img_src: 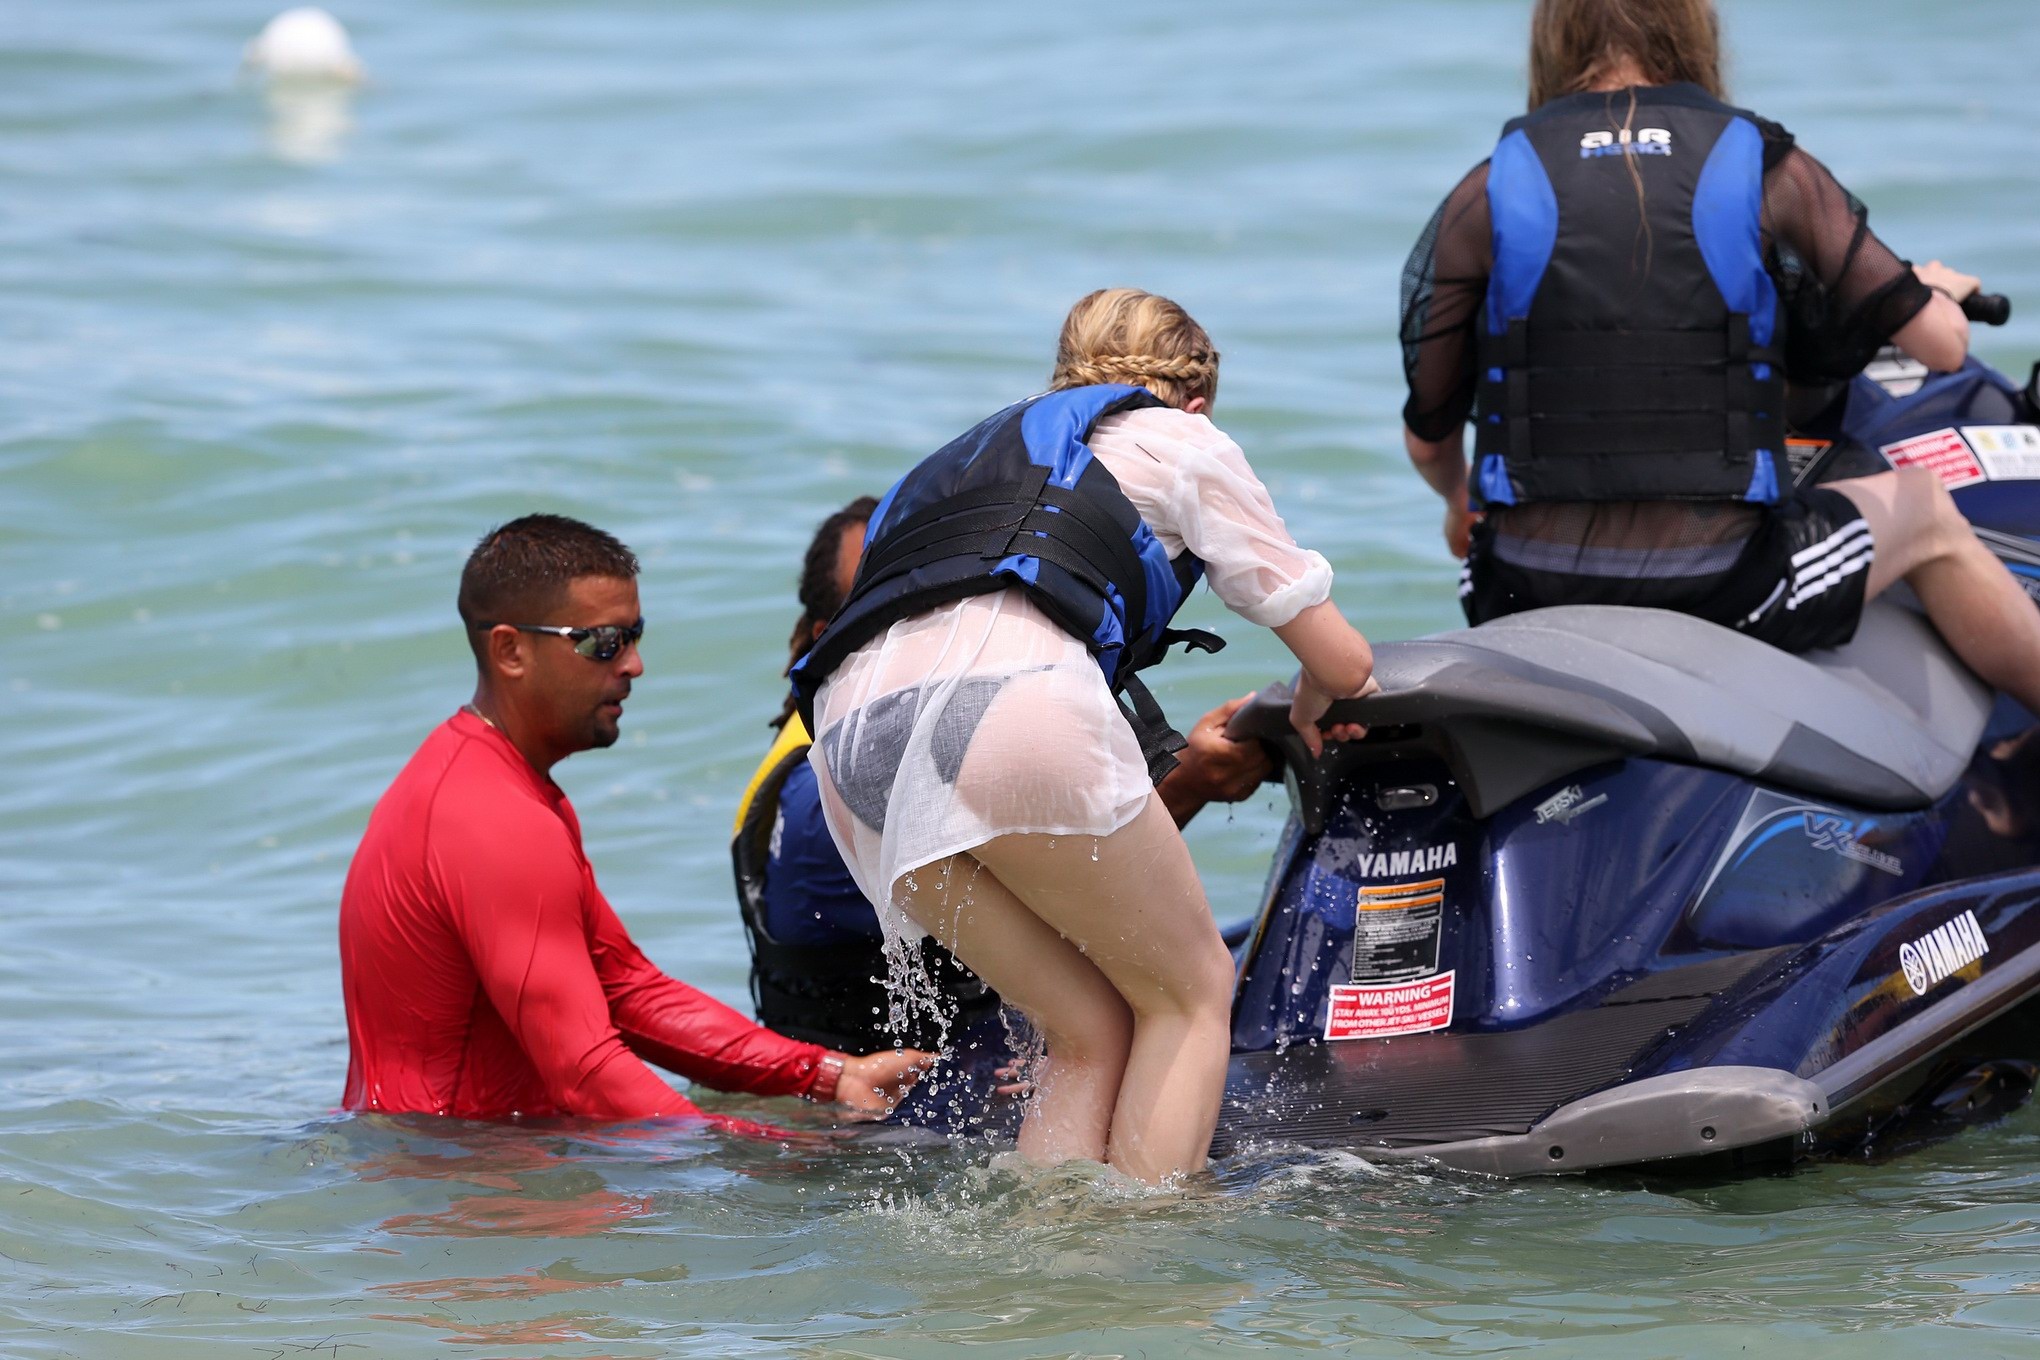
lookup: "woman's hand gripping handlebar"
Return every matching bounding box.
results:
[1271,598,1376,758]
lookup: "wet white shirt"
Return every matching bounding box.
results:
[808,404,1333,941]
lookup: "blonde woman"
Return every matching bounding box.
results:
[1400,0,2040,714]
[792,289,1373,1182]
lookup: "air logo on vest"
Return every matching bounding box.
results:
[1580,127,1671,158]
[1356,843,1458,878]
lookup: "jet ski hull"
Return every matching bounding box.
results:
[1218,861,2040,1175]
[1212,351,2040,1176]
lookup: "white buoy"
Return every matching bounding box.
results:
[244,7,364,84]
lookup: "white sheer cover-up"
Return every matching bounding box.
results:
[808,404,1334,944]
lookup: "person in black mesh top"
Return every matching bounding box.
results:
[1400,0,2040,713]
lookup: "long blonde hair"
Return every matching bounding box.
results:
[1047,288,1219,411]
[1527,0,1723,110]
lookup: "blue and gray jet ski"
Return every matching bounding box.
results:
[1216,294,2040,1175]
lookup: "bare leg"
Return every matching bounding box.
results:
[971,796,1237,1183]
[894,855,1132,1166]
[1833,469,2040,713]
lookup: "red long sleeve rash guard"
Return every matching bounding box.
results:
[340,710,832,1120]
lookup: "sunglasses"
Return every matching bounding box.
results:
[481,619,646,661]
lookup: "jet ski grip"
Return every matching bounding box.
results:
[1224,679,1378,836]
[1963,292,2011,326]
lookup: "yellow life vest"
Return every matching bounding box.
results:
[733,714,811,839]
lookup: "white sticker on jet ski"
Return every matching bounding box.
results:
[1880,428,1984,489]
[1961,425,2040,481]
[1865,350,1929,398]
[1325,971,1454,1042]
[1898,910,1988,997]
[1351,878,1446,981]
[1534,784,1606,826]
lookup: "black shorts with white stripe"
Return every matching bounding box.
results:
[1462,487,1874,653]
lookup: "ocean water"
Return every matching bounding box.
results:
[5,0,2040,1354]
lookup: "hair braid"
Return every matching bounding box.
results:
[1047,288,1220,410]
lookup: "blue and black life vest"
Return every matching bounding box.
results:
[1473,83,1786,508]
[791,384,1222,782]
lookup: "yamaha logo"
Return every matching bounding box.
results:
[1897,910,1988,997]
[1898,941,1929,995]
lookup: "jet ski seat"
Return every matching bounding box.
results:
[1243,599,1994,823]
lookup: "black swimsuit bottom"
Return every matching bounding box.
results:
[815,675,1013,833]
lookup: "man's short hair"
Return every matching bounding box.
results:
[458,514,639,660]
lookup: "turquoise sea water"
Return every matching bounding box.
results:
[6,1,2040,1354]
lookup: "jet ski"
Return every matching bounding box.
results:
[878,295,2039,1173]
[1214,293,2040,1176]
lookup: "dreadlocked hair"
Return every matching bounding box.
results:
[1047,288,1219,411]
[773,494,879,730]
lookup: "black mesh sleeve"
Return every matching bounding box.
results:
[1763,145,1933,382]
[1400,161,1492,441]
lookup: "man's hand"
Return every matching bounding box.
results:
[1445,500,1482,560]
[1158,694,1276,826]
[1180,694,1275,802]
[833,1049,934,1121]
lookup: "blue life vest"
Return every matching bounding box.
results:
[791,384,1221,781]
[1473,83,1785,508]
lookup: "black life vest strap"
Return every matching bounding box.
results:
[1114,625,1229,783]
[1479,319,1785,462]
[847,467,1153,667]
[1500,328,1747,367]
[1161,626,1226,655]
[1119,672,1188,785]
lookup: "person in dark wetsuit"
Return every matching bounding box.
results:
[732,496,1282,1125]
[1399,0,2040,714]
[339,514,931,1123]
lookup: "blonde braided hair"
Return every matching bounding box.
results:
[1048,288,1219,411]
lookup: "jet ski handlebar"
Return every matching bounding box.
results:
[1963,292,2011,326]
[1222,676,1373,751]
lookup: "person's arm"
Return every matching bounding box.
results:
[1766,146,1958,377]
[589,887,929,1117]
[1135,412,1375,760]
[1407,425,1476,558]
[445,815,697,1120]
[1273,601,1377,758]
[1892,260,1977,372]
[1401,164,1490,555]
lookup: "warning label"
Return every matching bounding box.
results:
[1785,437,1831,484]
[1351,878,1445,982]
[1325,972,1455,1041]
[1881,428,1985,489]
[1962,425,2040,481]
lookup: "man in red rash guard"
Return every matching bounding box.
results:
[340,513,930,1122]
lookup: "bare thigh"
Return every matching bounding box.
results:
[1829,468,1961,598]
[971,796,1236,1022]
[892,854,1131,1054]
